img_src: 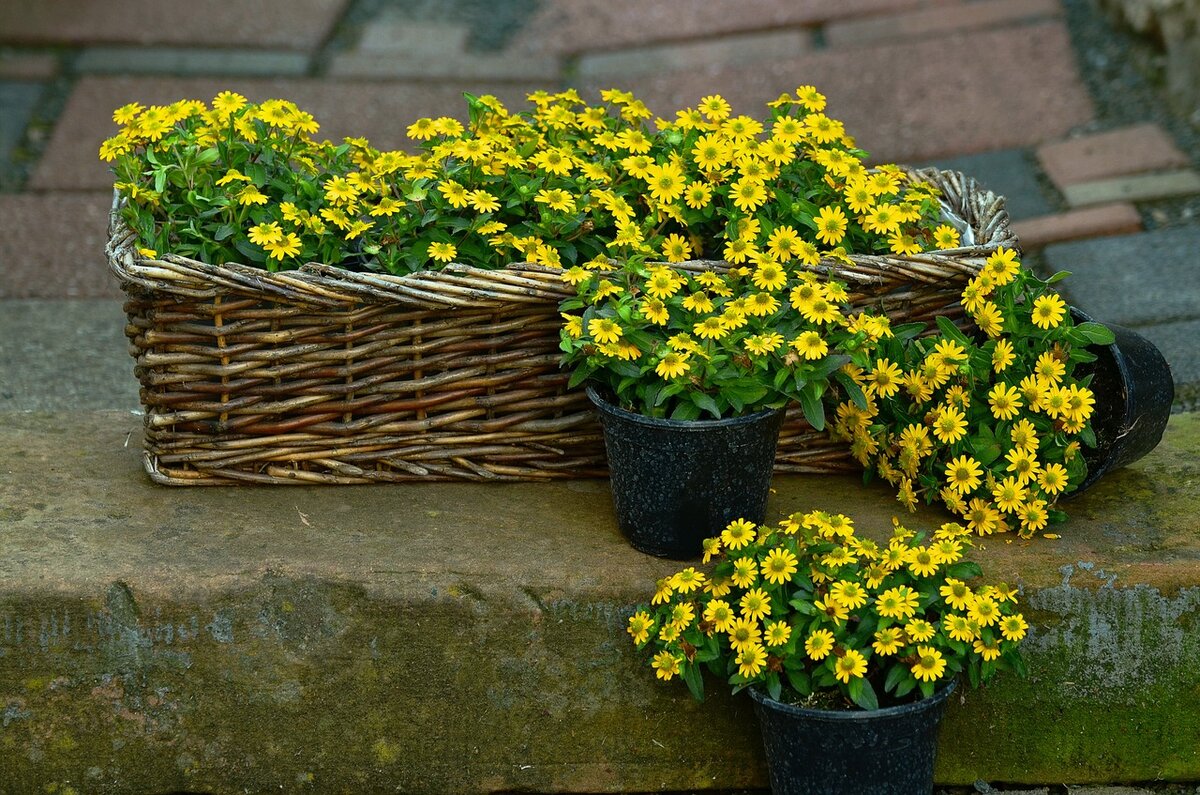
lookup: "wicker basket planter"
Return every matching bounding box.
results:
[106,168,1016,485]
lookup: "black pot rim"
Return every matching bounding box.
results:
[586,385,782,431]
[747,678,957,721]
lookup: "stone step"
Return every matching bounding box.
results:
[0,300,139,412]
[1,411,1198,791]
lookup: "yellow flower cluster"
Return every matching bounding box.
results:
[555,86,951,420]
[631,511,1026,706]
[832,248,1097,537]
[103,86,949,279]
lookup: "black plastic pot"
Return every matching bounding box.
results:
[1072,308,1174,492]
[749,680,956,795]
[587,387,784,559]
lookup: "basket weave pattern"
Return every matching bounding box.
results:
[107,169,1016,485]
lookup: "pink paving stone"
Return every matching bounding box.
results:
[1011,203,1142,250]
[0,0,349,51]
[506,0,953,57]
[1036,123,1193,189]
[30,76,544,192]
[0,193,122,300]
[824,0,1062,48]
[576,21,1094,164]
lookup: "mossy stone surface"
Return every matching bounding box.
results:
[1,412,1198,791]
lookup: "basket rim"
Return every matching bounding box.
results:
[106,166,1017,309]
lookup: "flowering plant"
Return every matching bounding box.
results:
[628,511,1027,709]
[102,87,948,283]
[102,95,361,268]
[830,248,1115,537]
[554,87,954,420]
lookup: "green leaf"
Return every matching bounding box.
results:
[692,392,722,419]
[1045,270,1072,284]
[884,663,906,693]
[767,672,782,702]
[682,661,705,702]
[892,322,927,342]
[810,354,851,381]
[609,360,641,379]
[848,677,879,711]
[1075,321,1116,347]
[969,424,1003,467]
[567,366,593,389]
[834,370,868,410]
[935,315,972,348]
[671,401,701,421]
[947,561,982,580]
[233,238,265,264]
[1079,424,1098,449]
[642,383,663,411]
[799,383,826,431]
[1069,348,1099,364]
[784,667,811,696]
[789,598,816,615]
[214,224,235,242]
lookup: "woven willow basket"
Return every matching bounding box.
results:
[106,168,1016,485]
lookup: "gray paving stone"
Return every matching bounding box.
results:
[0,81,43,164]
[925,148,1057,219]
[75,47,311,77]
[0,51,59,80]
[1043,227,1200,328]
[327,51,560,82]
[1126,318,1200,403]
[0,300,141,412]
[348,0,541,54]
[356,18,471,55]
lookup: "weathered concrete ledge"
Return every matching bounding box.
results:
[1,411,1199,793]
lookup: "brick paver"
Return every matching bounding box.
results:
[0,193,119,300]
[1011,203,1142,249]
[577,29,811,79]
[30,76,545,191]
[1037,123,1192,188]
[577,21,1094,163]
[1061,170,1200,208]
[0,0,350,51]
[507,0,936,56]
[824,0,1061,48]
